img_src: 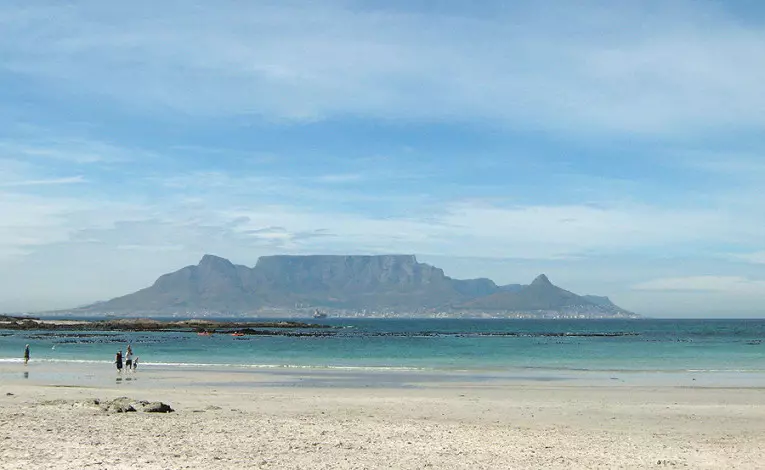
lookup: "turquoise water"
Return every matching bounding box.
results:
[2,319,764,377]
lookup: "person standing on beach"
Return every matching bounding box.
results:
[115,350,123,373]
[125,344,133,371]
[23,344,30,365]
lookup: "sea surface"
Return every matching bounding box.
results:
[2,318,764,387]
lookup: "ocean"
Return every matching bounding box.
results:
[2,318,764,387]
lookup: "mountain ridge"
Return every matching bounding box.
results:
[66,254,638,318]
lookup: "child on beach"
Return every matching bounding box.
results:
[115,350,123,372]
[24,344,30,365]
[132,357,139,371]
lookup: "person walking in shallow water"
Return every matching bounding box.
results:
[23,344,29,365]
[115,350,123,373]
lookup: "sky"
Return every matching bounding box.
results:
[1,0,764,317]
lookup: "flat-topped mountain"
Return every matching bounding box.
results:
[69,254,637,318]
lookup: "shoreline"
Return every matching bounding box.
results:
[3,358,765,390]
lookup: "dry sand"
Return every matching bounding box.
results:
[1,366,764,469]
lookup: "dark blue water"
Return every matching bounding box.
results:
[1,319,764,373]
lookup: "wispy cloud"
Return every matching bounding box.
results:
[0,176,85,187]
[94,164,765,262]
[0,174,747,264]
[0,139,137,164]
[2,1,764,136]
[116,244,184,252]
[0,191,147,261]
[314,173,364,184]
[732,251,765,264]
[632,276,765,294]
[212,198,749,260]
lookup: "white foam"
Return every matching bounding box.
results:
[144,362,431,372]
[0,358,110,364]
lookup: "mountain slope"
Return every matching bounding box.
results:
[96,255,260,312]
[456,274,634,316]
[458,274,586,310]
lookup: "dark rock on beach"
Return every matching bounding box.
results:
[142,402,174,413]
[97,397,173,413]
[101,397,136,413]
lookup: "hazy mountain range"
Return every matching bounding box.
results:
[61,254,638,318]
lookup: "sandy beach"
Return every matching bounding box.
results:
[1,363,764,469]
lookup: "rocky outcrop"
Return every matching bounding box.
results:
[0,315,41,329]
[0,319,331,332]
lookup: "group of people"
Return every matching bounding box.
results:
[115,344,139,373]
[22,343,140,372]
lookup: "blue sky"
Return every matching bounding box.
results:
[1,0,764,316]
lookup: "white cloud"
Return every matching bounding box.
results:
[209,197,750,260]
[116,244,184,252]
[433,202,728,258]
[733,251,765,264]
[632,276,765,293]
[4,160,751,264]
[0,191,148,261]
[2,1,764,135]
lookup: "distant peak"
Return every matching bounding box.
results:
[530,274,553,286]
[198,254,233,267]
